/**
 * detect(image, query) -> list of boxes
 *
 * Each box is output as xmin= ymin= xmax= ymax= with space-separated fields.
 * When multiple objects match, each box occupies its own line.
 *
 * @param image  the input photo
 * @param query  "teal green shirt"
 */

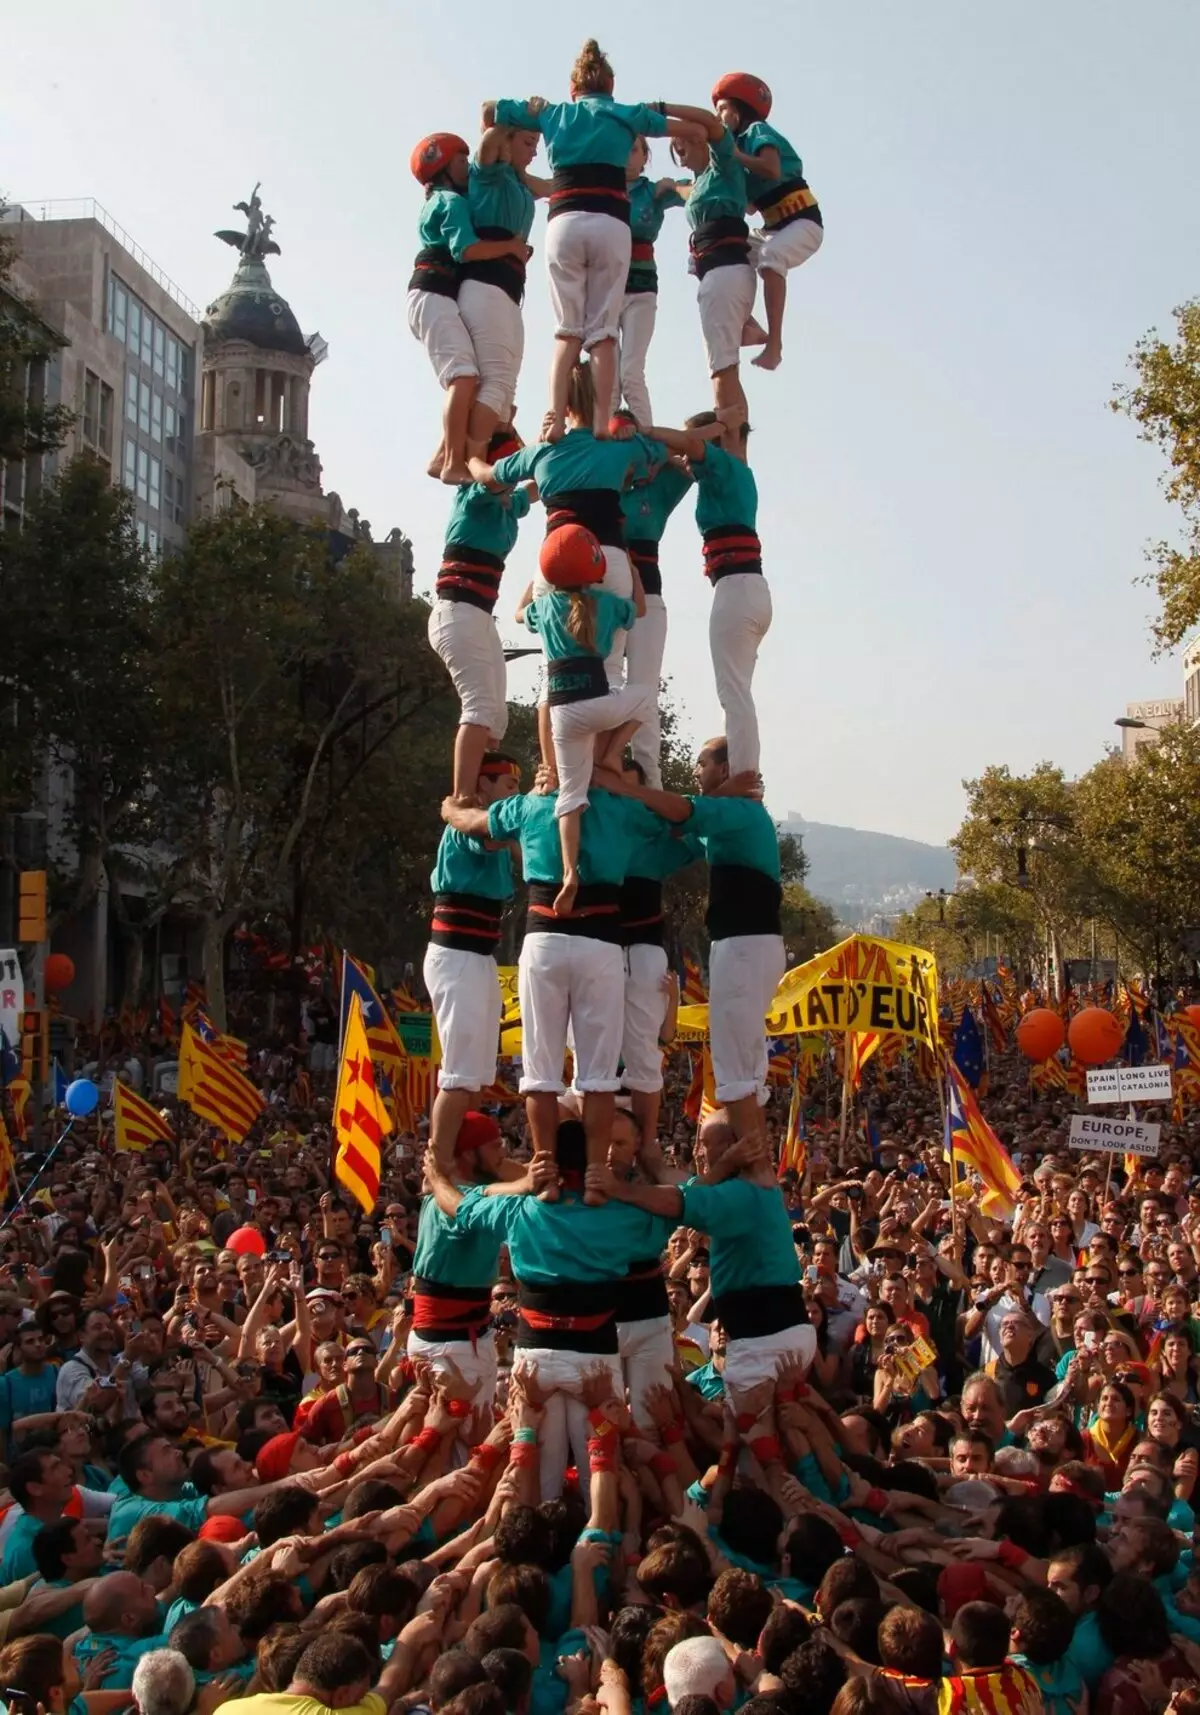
xmin=625 ymin=820 xmax=701 ymax=885
xmin=680 ymin=1179 xmax=800 ymax=1297
xmin=0 ymin=1512 xmax=46 ymax=1583
xmin=412 ymin=1193 xmax=504 ymax=1289
xmin=493 ymin=95 xmax=668 ymax=171
xmin=628 ymin=176 xmax=686 ymax=291
xmin=469 ymin=160 xmax=535 ymax=241
xmin=416 ymin=187 xmax=478 ymax=262
xmin=687 ymin=796 xmax=780 ymax=880
xmin=453 ymin=1187 xmax=675 ymax=1285
xmin=0 ymin=1365 xmax=58 ymax=1429
xmin=107 ymin=1486 xmax=208 ymax=1545
xmin=621 ymin=462 xmax=693 ymax=544
xmin=430 ymin=826 xmax=514 ymax=902
xmin=686 ymin=128 xmax=747 ymax=228
xmin=693 ymin=445 xmax=758 ymax=535
xmin=1066 ymin=1611 xmax=1113 ymax=1693
xmin=1010 ymin=1655 xmax=1084 ymax=1715
xmin=27 ymin=1578 xmax=86 ymax=1640
xmin=526 ymin=588 xmax=637 ymax=665
xmin=163 ymin=1595 xmax=197 ymax=1633
xmin=493 ymin=430 xmax=666 ymax=502
xmin=736 ymin=120 xmax=807 ymax=209
xmin=685 ymin=1360 xmax=725 ymax=1400
xmin=445 ymin=482 xmax=531 ymax=561
xmin=488 ymin=788 xmax=667 ymax=887
xmin=74 ymin=1629 xmax=168 ymax=1691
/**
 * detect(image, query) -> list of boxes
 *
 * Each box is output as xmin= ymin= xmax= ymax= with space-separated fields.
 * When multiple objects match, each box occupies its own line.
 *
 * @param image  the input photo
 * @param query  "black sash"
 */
xmin=547 ymin=489 xmax=625 ymax=549
xmin=525 ymin=881 xmax=622 ymax=943
xmin=460 ymin=223 xmax=527 ymax=305
xmin=707 ymin=864 xmax=782 ymax=940
xmin=409 ymin=244 xmax=460 ymax=299
xmin=689 ymin=216 xmax=751 ymax=279
xmin=715 ymin=1283 xmax=807 ymax=1341
xmin=548 ymin=164 xmax=630 ymax=224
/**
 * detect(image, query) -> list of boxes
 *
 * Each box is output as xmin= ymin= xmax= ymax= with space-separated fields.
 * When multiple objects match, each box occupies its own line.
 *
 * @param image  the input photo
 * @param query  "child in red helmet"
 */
xmin=711 ymin=74 xmax=823 ymax=373
xmin=516 ymin=522 xmax=651 ymax=916
xmin=408 ymin=132 xmax=530 ymax=483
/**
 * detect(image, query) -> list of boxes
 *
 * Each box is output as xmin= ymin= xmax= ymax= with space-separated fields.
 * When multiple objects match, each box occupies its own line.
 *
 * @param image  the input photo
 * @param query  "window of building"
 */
xmin=149 ymin=455 xmax=161 ymax=511
xmin=141 ymin=309 xmax=154 ymax=366
xmin=128 ymin=298 xmax=141 ymax=355
xmin=97 ymin=380 xmax=114 ymax=456
xmin=178 ymin=347 xmax=190 ymax=393
xmin=82 ymin=371 xmax=100 ymax=445
xmin=166 ymin=336 xmax=179 ymax=392
xmin=136 ymin=447 xmax=149 ymax=503
xmin=148 ymin=527 xmax=159 ymax=557
xmin=153 ymin=323 xmax=165 ymax=378
xmin=200 ymin=371 xmax=214 ymax=432
xmin=111 ymin=282 xmax=128 ymax=344
xmin=151 ymin=391 xmax=162 ymax=443
xmin=125 ymin=371 xmax=138 ymax=422
xmin=124 ymin=438 xmax=136 ymax=491
xmin=139 ymin=379 xmax=150 ymax=435
xmin=136 ymin=518 xmax=148 ymax=546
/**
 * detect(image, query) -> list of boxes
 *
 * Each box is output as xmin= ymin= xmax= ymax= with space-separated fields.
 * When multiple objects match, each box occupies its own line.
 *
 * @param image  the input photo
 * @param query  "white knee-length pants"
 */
xmin=547 ymin=212 xmax=631 ymax=349
xmin=709 ymin=572 xmax=772 ymax=777
xmin=407 ymin=289 xmax=479 ymax=388
xmin=696 ymin=263 xmax=757 ymax=376
xmin=427 ymin=599 xmax=508 ymax=738
xmin=708 ymin=932 xmax=787 ymax=1104
xmin=612 ymin=293 xmax=657 ymax=426
xmin=422 ymin=943 xmax=500 ymax=1090
xmin=457 ymin=279 xmax=524 ymax=422
xmin=513 ymin=1346 xmax=624 ymax=1501
xmin=621 ymin=943 xmax=668 ymax=1093
xmin=518 ymin=932 xmax=624 ymax=1094
xmin=625 ymin=593 xmax=666 ymax=787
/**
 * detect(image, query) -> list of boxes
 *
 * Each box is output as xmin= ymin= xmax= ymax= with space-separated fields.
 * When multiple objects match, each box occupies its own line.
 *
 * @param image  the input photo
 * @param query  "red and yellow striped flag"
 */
xmin=113 ymin=1080 xmax=173 ymax=1153
xmin=684 ymin=1045 xmax=718 ymax=1125
xmin=335 ymin=994 xmax=390 ymax=1212
xmin=681 ymin=955 xmax=707 ymax=1007
xmin=7 ymin=1077 xmax=31 ymax=1143
xmin=177 ymin=1021 xmax=263 ymax=1143
xmin=849 ymin=1031 xmax=882 ymax=1090
xmin=779 ymin=1070 xmax=806 ymax=1179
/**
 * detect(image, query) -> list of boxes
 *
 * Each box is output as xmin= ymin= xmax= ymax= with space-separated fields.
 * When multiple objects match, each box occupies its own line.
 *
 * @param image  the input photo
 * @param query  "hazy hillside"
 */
xmin=781 ymin=814 xmax=958 ymax=930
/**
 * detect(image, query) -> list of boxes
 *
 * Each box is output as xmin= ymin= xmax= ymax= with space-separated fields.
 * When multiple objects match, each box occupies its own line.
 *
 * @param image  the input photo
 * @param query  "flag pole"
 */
xmin=943 ymin=1058 xmax=962 ymax=1254
xmin=838 ymin=1033 xmax=854 ymax=1163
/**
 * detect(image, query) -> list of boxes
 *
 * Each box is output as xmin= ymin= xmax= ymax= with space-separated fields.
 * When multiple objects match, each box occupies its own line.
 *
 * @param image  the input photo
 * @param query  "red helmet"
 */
xmin=539 ymin=524 xmax=605 ymax=589
xmin=711 ymin=73 xmax=772 ymax=124
xmin=410 ymin=132 xmax=470 ymax=186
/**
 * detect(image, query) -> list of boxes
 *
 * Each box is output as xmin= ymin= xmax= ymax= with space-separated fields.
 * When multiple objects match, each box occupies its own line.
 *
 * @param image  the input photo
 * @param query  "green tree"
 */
xmin=151 ymin=506 xmax=452 ymax=1025
xmin=0 ymin=456 xmax=160 ymax=958
xmin=1112 ymin=299 xmax=1200 ymax=651
xmin=779 ymin=883 xmax=840 ymax=965
xmin=0 ymin=225 xmax=73 ymax=466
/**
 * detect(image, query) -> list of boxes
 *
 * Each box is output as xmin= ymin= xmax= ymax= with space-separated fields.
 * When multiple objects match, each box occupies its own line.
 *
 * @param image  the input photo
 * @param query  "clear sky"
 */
xmin=5 ymin=1 xmax=1198 ymax=844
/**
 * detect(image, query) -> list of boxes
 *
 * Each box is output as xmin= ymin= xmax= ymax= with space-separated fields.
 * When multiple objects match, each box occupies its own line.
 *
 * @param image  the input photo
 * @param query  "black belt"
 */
xmin=409 ymin=244 xmax=460 ymax=299
xmin=620 ymin=875 xmax=665 ymax=948
xmin=525 ymin=881 xmax=622 ymax=943
xmin=707 ymin=864 xmax=782 ymax=941
xmin=429 ymin=892 xmax=505 ymax=954
xmin=517 ymin=1278 xmax=618 ymax=1351
xmin=436 ymin=544 xmax=505 ymax=612
xmin=547 ymin=654 xmax=608 ymax=707
xmin=548 ymin=164 xmax=630 ymax=224
xmin=716 ymin=1283 xmax=808 ymax=1342
xmin=614 ymin=1260 xmax=669 ymax=1323
xmin=460 ymin=224 xmax=527 ymax=305
xmin=689 ymin=216 xmax=751 ymax=278
xmin=546 ymin=488 xmax=625 ymax=550
xmin=703 ymin=523 xmax=762 ymax=582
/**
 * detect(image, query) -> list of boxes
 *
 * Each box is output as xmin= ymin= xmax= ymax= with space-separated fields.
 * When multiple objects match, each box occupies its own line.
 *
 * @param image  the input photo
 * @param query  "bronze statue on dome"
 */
xmin=214 ymin=183 xmax=282 ymax=260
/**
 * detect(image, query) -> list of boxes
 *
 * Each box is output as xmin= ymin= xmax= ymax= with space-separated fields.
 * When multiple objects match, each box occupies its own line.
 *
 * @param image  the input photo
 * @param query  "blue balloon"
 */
xmin=65 ymin=1078 xmax=99 ymax=1118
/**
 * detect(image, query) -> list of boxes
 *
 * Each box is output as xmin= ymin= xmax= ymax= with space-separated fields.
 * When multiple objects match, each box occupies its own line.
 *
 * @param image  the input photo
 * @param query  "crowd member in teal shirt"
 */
xmin=429 ymin=423 xmax=533 ymax=802
xmin=442 ymin=782 xmax=673 ymax=1187
xmin=408 ymin=132 xmax=530 ymax=485
xmin=425 ymin=1117 xmax=675 ymax=1499
xmin=422 ymin=753 xmax=519 ymax=1165
xmin=460 ymin=125 xmax=541 ymax=456
xmin=615 ymin=137 xmax=688 ymax=428
xmin=28 ymin=1517 xmax=106 ymax=1641
xmin=485 ymin=40 xmax=708 ymax=438
xmin=712 ymin=72 xmax=824 ymax=374
xmin=73 ymin=1571 xmax=167 ymax=1691
xmin=0 ymin=1451 xmax=79 ymax=1584
xmin=0 ymin=1325 xmax=60 ymax=1454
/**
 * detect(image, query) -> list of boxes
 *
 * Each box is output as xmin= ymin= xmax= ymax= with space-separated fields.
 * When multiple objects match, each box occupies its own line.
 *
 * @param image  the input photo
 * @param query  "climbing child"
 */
xmin=460 ymin=125 xmax=541 ymax=458
xmin=711 ymin=73 xmax=823 ymax=373
xmin=614 ymin=137 xmax=688 ymax=428
xmin=408 ymin=132 xmax=530 ymax=483
xmin=518 ymin=523 xmax=651 ymax=915
xmin=484 ymin=41 xmax=708 ymax=439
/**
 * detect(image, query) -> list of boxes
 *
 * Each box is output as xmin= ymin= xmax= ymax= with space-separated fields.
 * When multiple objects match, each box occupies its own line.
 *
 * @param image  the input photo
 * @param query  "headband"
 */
xmin=479 ymin=758 xmax=521 ymax=782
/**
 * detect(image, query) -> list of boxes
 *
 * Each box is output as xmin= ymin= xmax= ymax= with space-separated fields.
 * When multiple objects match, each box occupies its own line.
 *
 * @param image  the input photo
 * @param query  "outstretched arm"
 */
xmin=586 ymin=1166 xmax=684 ymax=1219
xmin=591 ymin=768 xmax=693 ymax=824
xmin=663 ymin=104 xmax=724 ymax=141
xmin=441 ymin=798 xmax=492 ymax=838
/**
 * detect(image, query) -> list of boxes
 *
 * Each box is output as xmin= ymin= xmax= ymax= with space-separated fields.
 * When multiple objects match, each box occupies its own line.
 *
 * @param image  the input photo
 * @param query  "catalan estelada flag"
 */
xmin=192 ymin=1009 xmax=248 ymax=1070
xmin=683 ymin=1045 xmax=718 ymax=1125
xmin=178 ymin=1021 xmax=263 ymax=1143
xmin=779 ymin=1069 xmax=806 ymax=1179
xmin=944 ymin=1057 xmax=1021 ymax=1218
xmin=7 ymin=1077 xmax=31 ymax=1143
xmin=334 ymin=993 xmax=390 ymax=1213
xmin=113 ymin=1080 xmax=173 ymax=1153
xmin=681 ymin=954 xmax=707 ymax=1007
xmin=848 ymin=1031 xmax=881 ymax=1090
xmin=341 ymin=953 xmax=407 ymax=1083
xmin=389 ymin=983 xmax=421 ymax=1015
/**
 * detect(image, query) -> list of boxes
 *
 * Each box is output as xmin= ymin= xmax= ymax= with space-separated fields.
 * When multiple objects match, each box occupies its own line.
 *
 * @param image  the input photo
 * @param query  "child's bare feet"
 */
xmin=441 ymin=459 xmax=472 ymax=484
xmin=752 ymin=342 xmax=783 ymax=371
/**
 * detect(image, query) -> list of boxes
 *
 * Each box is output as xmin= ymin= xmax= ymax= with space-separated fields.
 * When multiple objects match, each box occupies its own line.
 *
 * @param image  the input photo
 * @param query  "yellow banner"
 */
xmin=676 ymin=934 xmax=939 ymax=1053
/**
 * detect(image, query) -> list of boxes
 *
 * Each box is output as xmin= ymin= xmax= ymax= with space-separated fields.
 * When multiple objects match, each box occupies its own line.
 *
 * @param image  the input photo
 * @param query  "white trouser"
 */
xmin=625 ymin=593 xmax=666 ymax=786
xmin=518 ymin=933 xmax=625 ymax=1093
xmin=723 ymin=1323 xmax=817 ymax=1391
xmin=406 ymin=289 xmax=479 ymax=387
xmin=550 ymin=684 xmax=654 ymax=815
xmin=546 ymin=212 xmax=632 ymax=349
xmin=696 ymin=263 xmax=757 ymax=376
xmin=618 ymin=1314 xmax=675 ymax=1427
xmin=513 ymin=1347 xmax=624 ymax=1501
xmin=710 ymin=573 xmax=772 ymax=777
xmin=408 ymin=1329 xmax=498 ymax=1406
xmin=612 ymin=293 xmax=657 ymax=426
xmin=708 ymin=932 xmax=787 ymax=1103
xmin=422 ymin=944 xmax=500 ymax=1090
xmin=601 ymin=546 xmax=634 ymax=686
xmin=621 ymin=943 xmax=668 ymax=1093
xmin=427 ymin=600 xmax=508 ymax=737
xmin=457 ymin=279 xmax=524 ymax=421
xmin=758 ymin=219 xmax=824 ymax=278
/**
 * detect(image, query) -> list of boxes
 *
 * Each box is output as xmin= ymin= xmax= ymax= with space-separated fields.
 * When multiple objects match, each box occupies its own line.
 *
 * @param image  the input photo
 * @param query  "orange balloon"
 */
xmin=43 ymin=953 xmax=75 ymax=993
xmin=1186 ymin=1004 xmax=1200 ymax=1035
xmin=1016 ymin=1008 xmax=1066 ymax=1062
xmin=1067 ymin=1006 xmax=1126 ymax=1067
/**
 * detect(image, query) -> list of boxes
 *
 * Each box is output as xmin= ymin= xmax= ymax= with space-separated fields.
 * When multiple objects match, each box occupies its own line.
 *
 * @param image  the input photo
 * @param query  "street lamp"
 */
xmin=924 ymin=888 xmax=949 ymax=923
xmin=1114 ymin=717 xmax=1148 ymax=730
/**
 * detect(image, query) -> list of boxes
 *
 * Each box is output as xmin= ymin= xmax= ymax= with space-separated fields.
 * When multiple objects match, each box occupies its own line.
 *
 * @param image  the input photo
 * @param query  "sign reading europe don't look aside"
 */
xmin=1068 ymin=1113 xmax=1161 ymax=1157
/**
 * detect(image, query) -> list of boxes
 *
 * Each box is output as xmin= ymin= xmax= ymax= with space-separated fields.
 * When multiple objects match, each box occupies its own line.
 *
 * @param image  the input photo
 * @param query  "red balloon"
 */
xmin=1016 ymin=1008 xmax=1066 ymax=1062
xmin=227 ymin=1225 xmax=266 ymax=1257
xmin=1067 ymin=1006 xmax=1126 ymax=1067
xmin=43 ymin=953 xmax=75 ymax=993
xmin=1186 ymin=1004 xmax=1200 ymax=1035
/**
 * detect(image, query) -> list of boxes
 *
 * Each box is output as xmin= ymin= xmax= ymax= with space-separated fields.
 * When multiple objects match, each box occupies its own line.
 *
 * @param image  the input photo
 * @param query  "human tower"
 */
xmin=406 ymin=42 xmax=821 ymax=1405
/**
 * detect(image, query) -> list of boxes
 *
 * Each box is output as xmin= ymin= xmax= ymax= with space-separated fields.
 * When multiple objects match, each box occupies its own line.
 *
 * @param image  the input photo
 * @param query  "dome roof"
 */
xmin=203 ymin=257 xmax=308 ymax=357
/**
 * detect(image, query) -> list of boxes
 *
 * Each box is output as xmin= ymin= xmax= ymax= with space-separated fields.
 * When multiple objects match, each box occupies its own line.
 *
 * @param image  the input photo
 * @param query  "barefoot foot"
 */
xmin=441 ymin=460 xmax=472 ymax=485
xmin=741 ymin=317 xmax=768 ymax=348
xmin=752 ymin=344 xmax=783 ymax=371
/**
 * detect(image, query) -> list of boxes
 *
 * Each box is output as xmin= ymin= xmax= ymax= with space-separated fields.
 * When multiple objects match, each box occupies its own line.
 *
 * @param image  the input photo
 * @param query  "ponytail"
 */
xmin=565 ymin=590 xmax=597 ymax=653
xmin=570 ymin=39 xmax=614 ymax=97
